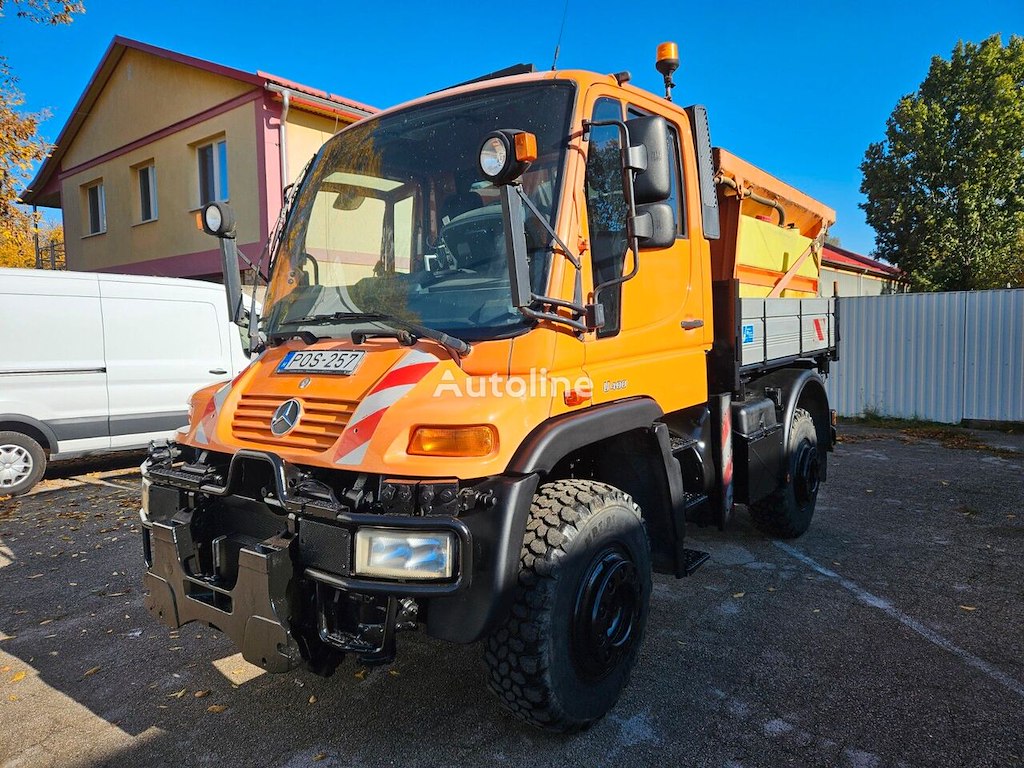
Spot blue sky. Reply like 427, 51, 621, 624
3, 0, 1021, 255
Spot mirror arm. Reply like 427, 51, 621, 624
519, 305, 590, 334
512, 184, 586, 307
582, 118, 643, 309
513, 185, 580, 270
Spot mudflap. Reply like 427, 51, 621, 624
143, 519, 303, 673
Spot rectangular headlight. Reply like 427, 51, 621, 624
354, 528, 455, 580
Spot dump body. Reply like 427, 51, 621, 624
708, 148, 838, 391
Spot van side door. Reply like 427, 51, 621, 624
0, 272, 110, 455
99, 277, 230, 447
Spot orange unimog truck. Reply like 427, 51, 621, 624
141, 44, 838, 732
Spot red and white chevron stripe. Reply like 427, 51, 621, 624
332, 349, 438, 466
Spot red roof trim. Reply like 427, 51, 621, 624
22, 36, 375, 205
822, 244, 904, 279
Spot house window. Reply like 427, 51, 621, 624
138, 164, 158, 222
85, 181, 106, 235
198, 139, 229, 206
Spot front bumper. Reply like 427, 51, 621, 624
140, 445, 536, 672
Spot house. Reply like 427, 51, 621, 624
22, 37, 375, 279
821, 243, 907, 296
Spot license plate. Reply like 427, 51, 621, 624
276, 349, 365, 375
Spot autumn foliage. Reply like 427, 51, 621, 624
0, 0, 84, 252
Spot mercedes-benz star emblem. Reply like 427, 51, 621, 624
270, 398, 302, 436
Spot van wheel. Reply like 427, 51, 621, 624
0, 431, 46, 496
484, 480, 651, 733
749, 407, 820, 538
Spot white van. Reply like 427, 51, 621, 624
0, 268, 251, 495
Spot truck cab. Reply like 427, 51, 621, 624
141, 52, 837, 732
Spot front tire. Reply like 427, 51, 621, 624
749, 407, 820, 538
0, 431, 46, 496
484, 480, 652, 733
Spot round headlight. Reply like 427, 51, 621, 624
479, 135, 509, 180
200, 201, 235, 237
203, 205, 223, 233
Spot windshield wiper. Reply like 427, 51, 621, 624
280, 312, 472, 359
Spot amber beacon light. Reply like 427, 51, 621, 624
656, 42, 680, 101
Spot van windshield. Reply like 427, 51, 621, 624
261, 82, 576, 342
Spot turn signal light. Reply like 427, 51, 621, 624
408, 425, 498, 457
514, 131, 537, 163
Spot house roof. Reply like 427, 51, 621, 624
822, 244, 904, 280
22, 36, 376, 206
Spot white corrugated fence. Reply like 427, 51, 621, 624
825, 289, 1024, 424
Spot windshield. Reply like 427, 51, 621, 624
261, 82, 576, 342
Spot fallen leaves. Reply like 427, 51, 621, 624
312, 753, 327, 762
206, 704, 228, 713
732, 592, 745, 599
959, 605, 977, 611
308, 695, 317, 705
10, 671, 25, 683
354, 669, 367, 681
194, 689, 211, 698
83, 666, 101, 677
168, 688, 187, 699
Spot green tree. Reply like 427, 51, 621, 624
860, 35, 1024, 291
0, 1, 84, 240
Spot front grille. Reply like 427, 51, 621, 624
231, 394, 356, 453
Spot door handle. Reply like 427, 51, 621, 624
680, 319, 704, 330
209, 368, 228, 375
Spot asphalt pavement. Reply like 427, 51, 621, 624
1, 426, 1022, 768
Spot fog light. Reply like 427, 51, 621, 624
354, 528, 455, 580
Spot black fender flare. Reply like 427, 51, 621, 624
506, 397, 665, 474
749, 368, 832, 478
0, 413, 59, 454
505, 396, 690, 576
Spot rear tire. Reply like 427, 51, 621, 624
0, 431, 46, 496
749, 407, 820, 538
484, 479, 652, 733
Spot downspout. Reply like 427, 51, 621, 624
278, 90, 290, 193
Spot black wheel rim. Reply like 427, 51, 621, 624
793, 440, 820, 506
571, 546, 642, 680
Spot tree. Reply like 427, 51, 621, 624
860, 35, 1024, 291
0, 1, 84, 240
0, 216, 60, 268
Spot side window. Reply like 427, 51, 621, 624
628, 107, 686, 236
586, 98, 627, 338
82, 180, 106, 236
197, 139, 229, 206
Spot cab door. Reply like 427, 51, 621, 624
580, 87, 710, 414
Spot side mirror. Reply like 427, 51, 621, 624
632, 202, 676, 249
200, 202, 245, 326
624, 115, 672, 205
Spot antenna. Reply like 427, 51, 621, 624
551, 0, 570, 70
